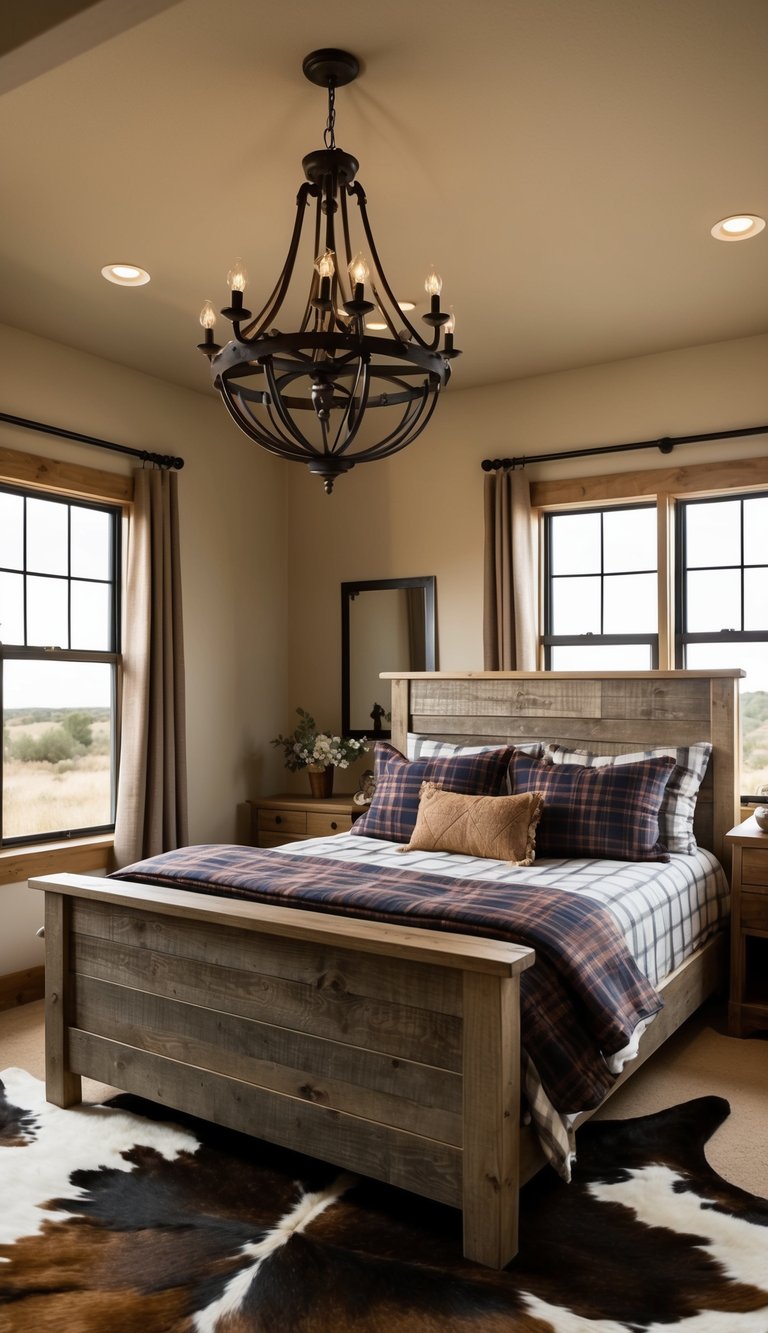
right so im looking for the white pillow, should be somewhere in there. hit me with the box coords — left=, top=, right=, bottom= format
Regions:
left=544, top=742, right=712, bottom=855
left=407, top=734, right=543, bottom=795
left=407, top=733, right=543, bottom=760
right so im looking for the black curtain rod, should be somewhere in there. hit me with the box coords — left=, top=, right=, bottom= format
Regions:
left=481, top=423, right=768, bottom=472
left=0, top=411, right=184, bottom=470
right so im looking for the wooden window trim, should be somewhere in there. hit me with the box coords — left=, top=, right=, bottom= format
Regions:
left=531, top=454, right=768, bottom=510
left=0, top=443, right=133, bottom=505
left=534, top=454, right=768, bottom=670
left=0, top=836, right=114, bottom=886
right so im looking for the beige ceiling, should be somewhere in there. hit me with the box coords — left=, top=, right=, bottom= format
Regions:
left=1, top=0, right=767, bottom=397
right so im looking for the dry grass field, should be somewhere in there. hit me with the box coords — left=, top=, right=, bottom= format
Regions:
left=3, top=715, right=112, bottom=837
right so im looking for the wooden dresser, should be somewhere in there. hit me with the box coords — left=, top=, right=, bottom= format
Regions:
left=249, top=792, right=359, bottom=848
left=726, top=814, right=768, bottom=1037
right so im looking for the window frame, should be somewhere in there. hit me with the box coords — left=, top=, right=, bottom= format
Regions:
left=0, top=448, right=131, bottom=860
left=675, top=489, right=768, bottom=802
left=533, top=453, right=768, bottom=806
left=542, top=502, right=659, bottom=669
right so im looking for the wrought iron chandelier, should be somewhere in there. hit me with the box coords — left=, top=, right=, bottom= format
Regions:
left=197, top=49, right=459, bottom=493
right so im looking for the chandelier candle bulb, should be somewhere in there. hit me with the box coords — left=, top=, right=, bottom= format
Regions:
left=227, top=258, right=248, bottom=292
left=197, top=300, right=221, bottom=355
left=313, top=248, right=336, bottom=309
left=220, top=258, right=252, bottom=321
left=444, top=306, right=456, bottom=353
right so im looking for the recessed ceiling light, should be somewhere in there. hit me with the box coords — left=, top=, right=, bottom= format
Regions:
left=366, top=300, right=416, bottom=330
left=101, top=263, right=151, bottom=285
left=710, top=214, right=766, bottom=242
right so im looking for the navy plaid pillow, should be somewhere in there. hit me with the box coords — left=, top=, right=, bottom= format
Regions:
left=351, top=741, right=516, bottom=844
left=510, top=751, right=677, bottom=862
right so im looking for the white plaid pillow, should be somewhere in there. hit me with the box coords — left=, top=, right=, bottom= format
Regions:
left=543, top=742, right=712, bottom=854
left=407, top=734, right=543, bottom=760
left=407, top=734, right=543, bottom=794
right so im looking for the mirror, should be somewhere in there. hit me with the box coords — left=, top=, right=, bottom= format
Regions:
left=342, top=577, right=436, bottom=739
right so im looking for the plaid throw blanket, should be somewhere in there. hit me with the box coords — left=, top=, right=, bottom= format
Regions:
left=112, top=845, right=663, bottom=1112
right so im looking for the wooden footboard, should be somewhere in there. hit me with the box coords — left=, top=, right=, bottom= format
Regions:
left=32, top=873, right=534, bottom=1269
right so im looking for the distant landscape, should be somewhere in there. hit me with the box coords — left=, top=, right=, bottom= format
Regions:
left=742, top=690, right=768, bottom=795
left=2, top=691, right=767, bottom=840
left=2, top=706, right=112, bottom=838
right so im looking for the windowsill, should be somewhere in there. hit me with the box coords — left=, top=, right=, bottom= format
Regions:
left=0, top=835, right=114, bottom=887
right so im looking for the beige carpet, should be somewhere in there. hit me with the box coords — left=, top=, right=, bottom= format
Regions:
left=2, top=998, right=766, bottom=1197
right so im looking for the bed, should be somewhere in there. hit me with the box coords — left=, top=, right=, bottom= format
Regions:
left=31, top=669, right=741, bottom=1268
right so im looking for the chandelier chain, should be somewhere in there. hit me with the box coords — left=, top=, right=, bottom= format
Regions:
left=323, top=82, right=336, bottom=150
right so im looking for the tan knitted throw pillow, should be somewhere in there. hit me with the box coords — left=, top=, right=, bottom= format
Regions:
left=400, top=782, right=544, bottom=864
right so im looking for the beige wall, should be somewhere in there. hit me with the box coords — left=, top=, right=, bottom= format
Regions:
left=0, top=321, right=288, bottom=973
left=284, top=332, right=768, bottom=740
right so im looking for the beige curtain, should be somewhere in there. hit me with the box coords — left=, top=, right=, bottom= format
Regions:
left=113, top=468, right=188, bottom=867
left=483, top=468, right=538, bottom=670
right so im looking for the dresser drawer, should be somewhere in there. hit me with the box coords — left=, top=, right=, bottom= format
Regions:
left=306, top=811, right=353, bottom=837
left=258, top=808, right=307, bottom=836
left=740, top=892, right=768, bottom=932
left=742, top=849, right=768, bottom=889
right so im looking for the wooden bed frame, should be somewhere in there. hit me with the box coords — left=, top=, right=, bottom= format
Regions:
left=31, top=670, right=741, bottom=1269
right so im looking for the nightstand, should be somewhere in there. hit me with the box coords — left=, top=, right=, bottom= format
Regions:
left=726, top=815, right=768, bottom=1037
left=248, top=793, right=360, bottom=848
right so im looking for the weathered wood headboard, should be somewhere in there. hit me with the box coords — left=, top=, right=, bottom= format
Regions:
left=384, top=670, right=742, bottom=873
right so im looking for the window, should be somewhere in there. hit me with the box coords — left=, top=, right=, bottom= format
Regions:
left=543, top=504, right=658, bottom=669
left=677, top=492, right=768, bottom=800
left=0, top=484, right=121, bottom=845
left=538, top=463, right=768, bottom=802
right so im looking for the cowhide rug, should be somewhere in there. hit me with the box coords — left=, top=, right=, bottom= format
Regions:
left=1, top=1069, right=767, bottom=1332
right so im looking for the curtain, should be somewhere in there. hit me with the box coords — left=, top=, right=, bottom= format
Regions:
left=483, top=468, right=538, bottom=670
left=113, top=468, right=188, bottom=867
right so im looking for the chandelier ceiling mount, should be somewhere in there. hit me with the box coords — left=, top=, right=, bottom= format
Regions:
left=198, top=49, right=459, bottom=493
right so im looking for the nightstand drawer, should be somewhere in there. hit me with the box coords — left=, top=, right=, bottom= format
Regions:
left=306, top=811, right=353, bottom=837
left=742, top=849, right=768, bottom=889
left=740, top=892, right=768, bottom=932
left=258, top=808, right=307, bottom=836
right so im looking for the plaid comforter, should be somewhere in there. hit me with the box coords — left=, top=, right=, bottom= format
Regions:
left=112, top=844, right=663, bottom=1112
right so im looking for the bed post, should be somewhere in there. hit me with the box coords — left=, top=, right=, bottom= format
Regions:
left=462, top=970, right=521, bottom=1268
left=44, top=893, right=82, bottom=1107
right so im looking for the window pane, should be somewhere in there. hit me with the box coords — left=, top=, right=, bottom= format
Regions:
left=27, top=575, right=68, bottom=648
left=686, top=569, right=741, bottom=632
left=685, top=499, right=740, bottom=568
left=603, top=508, right=656, bottom=573
left=27, top=497, right=68, bottom=575
left=551, top=575, right=601, bottom=634
left=71, top=507, right=111, bottom=580
left=685, top=642, right=768, bottom=797
left=551, top=643, right=654, bottom=670
left=551, top=513, right=601, bottom=575
left=0, top=571, right=24, bottom=644
left=604, top=573, right=657, bottom=633
left=745, top=568, right=768, bottom=631
left=0, top=493, right=23, bottom=570
left=745, top=497, right=768, bottom=566
left=2, top=659, right=113, bottom=838
left=71, top=581, right=111, bottom=650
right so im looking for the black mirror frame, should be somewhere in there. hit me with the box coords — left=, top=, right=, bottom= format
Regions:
left=341, top=576, right=437, bottom=740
